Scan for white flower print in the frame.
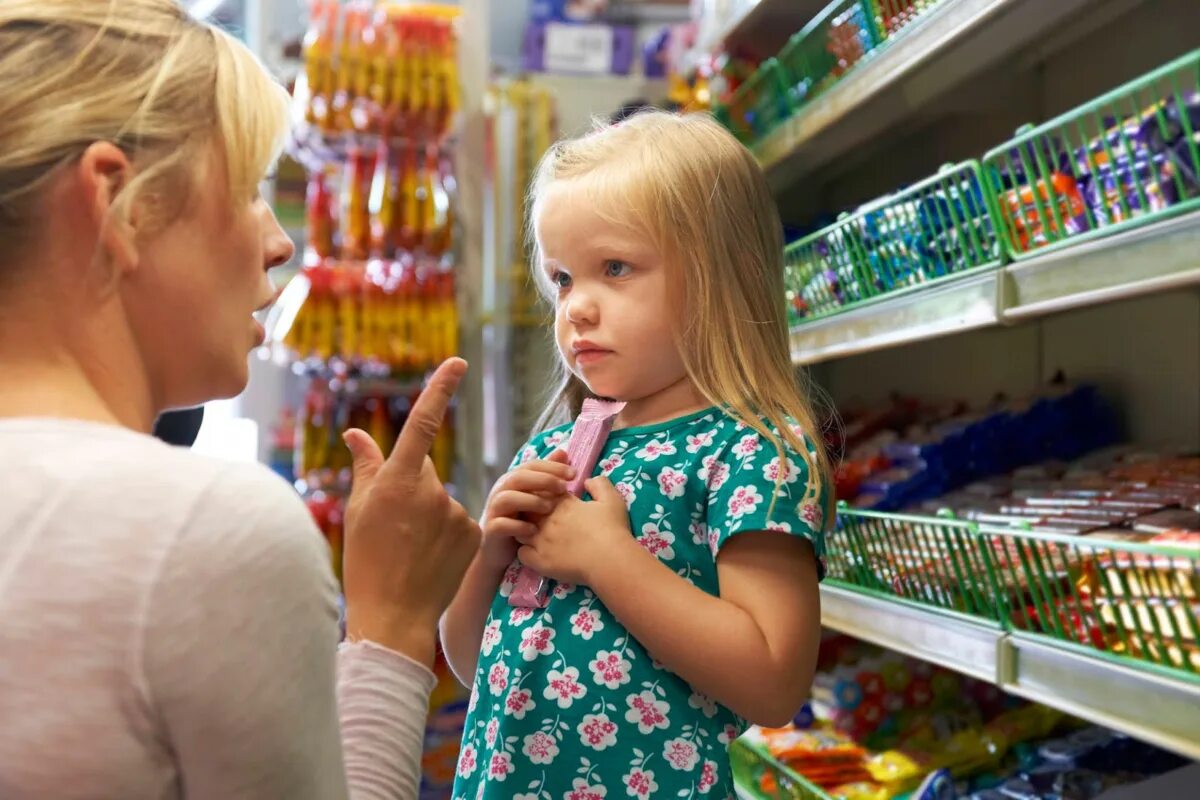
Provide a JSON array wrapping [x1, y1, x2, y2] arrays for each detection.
[[656, 467, 687, 499], [802, 502, 824, 530], [456, 743, 478, 778], [614, 481, 636, 508], [637, 523, 676, 561], [624, 690, 670, 734], [546, 430, 569, 449], [689, 518, 708, 546], [766, 520, 793, 533], [635, 439, 676, 462], [522, 730, 560, 765], [733, 433, 761, 460], [510, 606, 535, 627], [488, 750, 515, 782], [623, 768, 659, 798], [699, 760, 719, 794], [553, 582, 577, 600], [498, 561, 521, 598], [590, 651, 633, 690], [518, 446, 538, 465], [476, 786, 485, 800], [571, 608, 604, 640], [577, 713, 619, 751], [504, 687, 535, 719], [707, 526, 721, 557], [685, 430, 716, 454], [663, 737, 700, 771], [485, 718, 499, 749], [762, 455, 800, 485], [468, 682, 480, 714], [598, 453, 624, 475], [727, 484, 764, 520], [488, 662, 510, 696], [514, 795, 540, 800], [544, 667, 587, 708], [698, 456, 730, 491], [519, 621, 556, 661], [688, 691, 719, 719], [480, 619, 502, 657], [565, 778, 608, 800], [718, 723, 741, 745]]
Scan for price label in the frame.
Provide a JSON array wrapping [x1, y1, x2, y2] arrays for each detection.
[[543, 22, 615, 75]]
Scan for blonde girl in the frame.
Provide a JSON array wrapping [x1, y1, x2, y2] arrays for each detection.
[[0, 2, 478, 797], [443, 111, 831, 800]]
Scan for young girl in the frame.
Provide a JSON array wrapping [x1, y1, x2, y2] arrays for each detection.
[[441, 111, 832, 800]]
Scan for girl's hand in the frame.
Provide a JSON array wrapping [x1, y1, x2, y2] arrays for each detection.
[[480, 450, 575, 572], [518, 477, 633, 586]]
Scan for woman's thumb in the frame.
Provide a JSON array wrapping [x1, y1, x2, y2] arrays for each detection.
[[344, 429, 385, 487]]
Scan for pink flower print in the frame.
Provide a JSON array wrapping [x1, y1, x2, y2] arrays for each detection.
[[635, 439, 676, 462], [599, 454, 624, 475], [456, 743, 478, 778], [707, 526, 721, 557], [637, 523, 676, 561], [488, 750, 514, 782], [623, 768, 659, 798], [732, 433, 762, 460], [553, 582, 577, 600], [544, 667, 587, 708], [663, 737, 700, 771], [614, 481, 636, 508], [488, 662, 510, 696], [565, 778, 608, 800], [546, 430, 569, 449], [656, 467, 687, 499], [504, 687, 535, 719], [698, 760, 719, 794], [802, 502, 824, 530], [522, 730, 560, 765], [624, 690, 670, 734], [498, 561, 522, 598], [571, 608, 605, 640], [577, 713, 619, 751], [718, 723, 741, 745], [688, 691, 719, 719], [520, 621, 556, 661], [485, 718, 500, 749], [698, 456, 730, 491], [509, 606, 535, 627], [519, 446, 538, 465], [727, 484, 763, 520], [766, 520, 793, 533], [589, 650, 632, 690], [480, 620, 502, 657], [762, 456, 799, 485], [689, 518, 708, 546], [686, 430, 716, 454]]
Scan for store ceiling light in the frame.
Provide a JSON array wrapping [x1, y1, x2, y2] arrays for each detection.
[[187, 0, 225, 21]]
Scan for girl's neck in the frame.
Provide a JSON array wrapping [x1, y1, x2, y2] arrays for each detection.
[[613, 376, 709, 430]]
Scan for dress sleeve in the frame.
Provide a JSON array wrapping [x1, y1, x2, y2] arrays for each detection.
[[140, 463, 434, 800], [703, 426, 827, 562]]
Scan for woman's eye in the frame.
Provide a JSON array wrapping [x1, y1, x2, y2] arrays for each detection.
[[604, 260, 632, 278]]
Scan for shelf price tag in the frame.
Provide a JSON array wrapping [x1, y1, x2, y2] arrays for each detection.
[[543, 22, 615, 75]]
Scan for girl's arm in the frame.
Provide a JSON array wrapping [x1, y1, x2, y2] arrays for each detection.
[[440, 555, 509, 685], [516, 479, 821, 728]]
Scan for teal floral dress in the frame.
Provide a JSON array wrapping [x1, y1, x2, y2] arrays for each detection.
[[453, 408, 825, 800]]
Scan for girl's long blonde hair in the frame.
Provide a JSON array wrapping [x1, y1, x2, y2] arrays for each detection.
[[528, 110, 834, 525], [0, 0, 289, 278]]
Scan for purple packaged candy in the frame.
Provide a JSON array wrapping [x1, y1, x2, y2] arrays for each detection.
[[509, 398, 626, 608]]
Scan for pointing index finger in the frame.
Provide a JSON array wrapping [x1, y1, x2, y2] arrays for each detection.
[[385, 358, 467, 476]]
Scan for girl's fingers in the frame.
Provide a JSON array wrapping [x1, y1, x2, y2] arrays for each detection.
[[516, 459, 575, 481], [486, 517, 538, 541], [488, 490, 556, 520], [501, 468, 570, 496]]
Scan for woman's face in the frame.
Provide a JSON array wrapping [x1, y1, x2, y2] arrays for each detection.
[[122, 145, 294, 409]]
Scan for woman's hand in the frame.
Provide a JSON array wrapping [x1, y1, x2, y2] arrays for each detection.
[[516, 476, 634, 586], [341, 358, 481, 667], [480, 450, 575, 572]]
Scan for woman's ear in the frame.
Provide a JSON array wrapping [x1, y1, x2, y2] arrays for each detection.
[[79, 141, 140, 277]]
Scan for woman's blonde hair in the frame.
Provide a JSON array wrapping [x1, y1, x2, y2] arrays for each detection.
[[0, 0, 289, 276], [528, 110, 833, 525]]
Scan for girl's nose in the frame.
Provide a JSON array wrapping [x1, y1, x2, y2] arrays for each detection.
[[565, 289, 598, 326]]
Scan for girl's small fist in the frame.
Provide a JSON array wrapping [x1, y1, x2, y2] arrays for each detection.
[[480, 451, 575, 571], [518, 476, 633, 586]]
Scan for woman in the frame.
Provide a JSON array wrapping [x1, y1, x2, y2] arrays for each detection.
[[0, 1, 480, 797]]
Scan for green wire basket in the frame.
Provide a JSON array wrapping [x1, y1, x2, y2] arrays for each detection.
[[720, 58, 794, 146], [867, 0, 945, 41], [982, 48, 1200, 259], [784, 161, 1005, 326], [777, 0, 881, 110], [731, 738, 835, 800], [977, 524, 1200, 681]]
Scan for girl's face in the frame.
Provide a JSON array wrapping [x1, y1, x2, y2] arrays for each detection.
[[122, 145, 294, 409], [536, 181, 696, 418]]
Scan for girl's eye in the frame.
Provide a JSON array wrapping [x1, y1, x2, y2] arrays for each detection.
[[604, 260, 632, 278], [551, 270, 572, 289]]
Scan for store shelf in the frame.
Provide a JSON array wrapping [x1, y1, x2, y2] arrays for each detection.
[[790, 269, 1001, 365], [818, 587, 1200, 761], [1001, 211, 1200, 321], [699, 0, 828, 62], [756, 0, 1106, 192]]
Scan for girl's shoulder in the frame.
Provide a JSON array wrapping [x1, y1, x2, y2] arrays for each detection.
[[510, 423, 573, 468]]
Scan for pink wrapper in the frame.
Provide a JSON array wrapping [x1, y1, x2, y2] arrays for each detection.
[[509, 399, 626, 608]]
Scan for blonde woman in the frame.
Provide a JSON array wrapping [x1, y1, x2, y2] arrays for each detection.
[[0, 2, 479, 798], [441, 111, 831, 799]]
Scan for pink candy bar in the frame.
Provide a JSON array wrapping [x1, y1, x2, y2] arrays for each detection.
[[509, 399, 626, 608]]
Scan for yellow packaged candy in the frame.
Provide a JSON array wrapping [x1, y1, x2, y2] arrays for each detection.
[[829, 782, 893, 800]]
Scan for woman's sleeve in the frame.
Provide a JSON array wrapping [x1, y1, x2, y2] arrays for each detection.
[[139, 463, 434, 800]]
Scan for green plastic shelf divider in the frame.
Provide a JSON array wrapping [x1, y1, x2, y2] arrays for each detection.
[[784, 161, 1005, 326], [867, 0, 945, 41], [982, 48, 1200, 259], [722, 58, 793, 146], [977, 524, 1200, 682], [731, 738, 835, 800], [777, 1, 881, 111]]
